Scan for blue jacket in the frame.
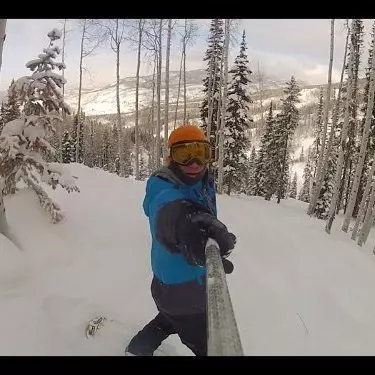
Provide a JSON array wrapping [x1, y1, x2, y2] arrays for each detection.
[[143, 166, 217, 286]]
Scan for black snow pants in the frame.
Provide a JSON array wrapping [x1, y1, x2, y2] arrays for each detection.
[[126, 310, 207, 356]]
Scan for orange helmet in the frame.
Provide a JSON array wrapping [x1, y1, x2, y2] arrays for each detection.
[[166, 124, 209, 166], [168, 124, 208, 148]]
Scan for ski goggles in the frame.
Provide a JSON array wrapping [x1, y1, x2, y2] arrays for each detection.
[[170, 141, 212, 166]]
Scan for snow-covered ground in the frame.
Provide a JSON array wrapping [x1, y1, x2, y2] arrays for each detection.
[[2, 164, 375, 356]]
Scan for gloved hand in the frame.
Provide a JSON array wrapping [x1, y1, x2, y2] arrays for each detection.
[[222, 258, 234, 274], [190, 212, 236, 258], [177, 212, 236, 267]]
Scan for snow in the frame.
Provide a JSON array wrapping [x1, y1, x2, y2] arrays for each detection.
[[1, 119, 25, 136], [2, 164, 375, 355]]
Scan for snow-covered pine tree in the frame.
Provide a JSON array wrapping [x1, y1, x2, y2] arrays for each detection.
[[275, 76, 301, 203], [0, 28, 79, 222], [254, 102, 277, 197], [310, 87, 324, 176], [0, 79, 21, 134], [122, 130, 133, 177], [315, 125, 338, 219], [289, 171, 297, 198], [223, 30, 252, 195], [200, 19, 224, 161], [62, 130, 72, 163], [102, 127, 111, 171], [247, 146, 257, 195], [71, 111, 84, 163], [298, 147, 314, 202], [111, 124, 120, 174]]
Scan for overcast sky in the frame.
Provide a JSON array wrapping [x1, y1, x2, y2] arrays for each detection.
[[0, 19, 373, 91]]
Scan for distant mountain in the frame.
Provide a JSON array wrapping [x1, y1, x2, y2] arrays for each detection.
[[63, 69, 297, 118]]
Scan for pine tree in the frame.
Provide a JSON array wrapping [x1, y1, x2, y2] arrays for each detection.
[[298, 148, 314, 203], [247, 146, 257, 195], [223, 30, 252, 195], [200, 19, 224, 160], [0, 79, 21, 133], [275, 76, 301, 203], [0, 28, 79, 222], [289, 172, 298, 198], [254, 102, 278, 198], [277, 76, 300, 203], [102, 127, 111, 171], [122, 130, 133, 177], [83, 119, 95, 168], [315, 149, 337, 219], [62, 131, 72, 163], [1, 79, 21, 123], [72, 112, 84, 163], [111, 124, 120, 174], [311, 87, 324, 177]]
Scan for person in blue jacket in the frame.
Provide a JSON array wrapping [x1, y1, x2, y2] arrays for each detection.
[[125, 124, 236, 356]]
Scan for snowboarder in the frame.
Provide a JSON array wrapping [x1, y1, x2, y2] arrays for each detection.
[[125, 124, 236, 356]]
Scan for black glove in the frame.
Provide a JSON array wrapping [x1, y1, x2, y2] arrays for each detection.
[[190, 212, 236, 258], [222, 258, 234, 274], [178, 212, 236, 267], [155, 199, 236, 267]]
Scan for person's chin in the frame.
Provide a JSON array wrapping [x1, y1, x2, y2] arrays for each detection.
[[186, 173, 199, 178]]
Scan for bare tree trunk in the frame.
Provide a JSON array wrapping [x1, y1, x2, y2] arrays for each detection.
[[217, 19, 230, 194], [257, 61, 265, 132], [114, 22, 125, 177], [0, 19, 6, 73], [352, 162, 375, 240], [325, 21, 350, 232], [155, 19, 162, 170], [308, 19, 335, 215], [174, 53, 183, 129], [59, 18, 67, 163], [0, 20, 7, 239], [342, 40, 375, 232], [324, 21, 355, 233], [336, 162, 348, 214], [163, 19, 172, 161], [215, 55, 224, 167], [207, 32, 218, 144], [358, 184, 375, 246], [135, 19, 144, 180], [150, 54, 157, 171], [183, 19, 187, 124], [76, 19, 86, 163]]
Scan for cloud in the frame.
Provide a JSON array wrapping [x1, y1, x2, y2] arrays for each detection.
[[1, 19, 373, 91]]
